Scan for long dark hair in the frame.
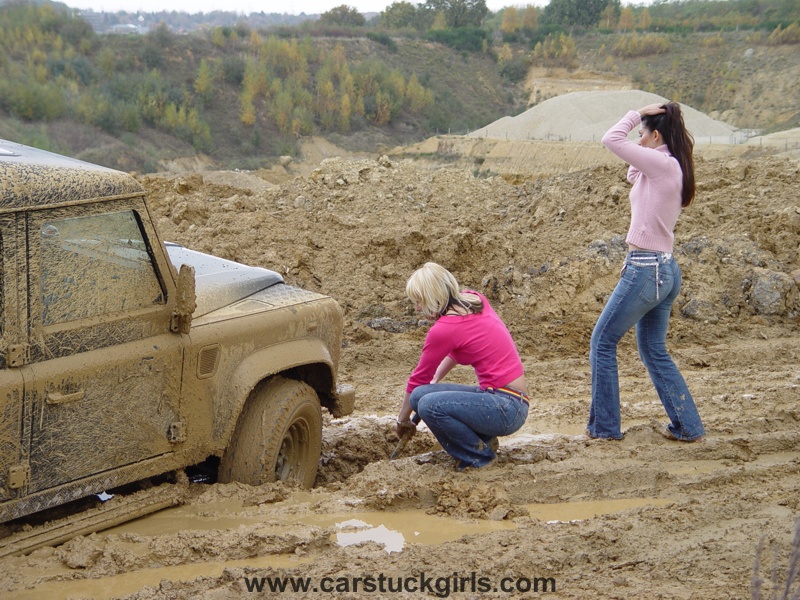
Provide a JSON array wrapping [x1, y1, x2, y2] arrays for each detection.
[[642, 102, 695, 207]]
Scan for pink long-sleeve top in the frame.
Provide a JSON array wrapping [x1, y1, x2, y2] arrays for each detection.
[[406, 291, 524, 393], [601, 110, 684, 253]]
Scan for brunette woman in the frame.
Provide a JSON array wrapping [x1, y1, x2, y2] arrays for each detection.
[[586, 103, 705, 442]]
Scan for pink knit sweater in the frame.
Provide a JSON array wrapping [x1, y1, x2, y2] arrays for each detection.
[[601, 110, 684, 253]]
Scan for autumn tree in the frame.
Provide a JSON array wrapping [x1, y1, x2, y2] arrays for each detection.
[[194, 58, 215, 105], [374, 91, 392, 125], [211, 27, 226, 47], [97, 47, 115, 78], [636, 7, 652, 31], [319, 5, 366, 27], [381, 1, 418, 29], [496, 42, 513, 65], [421, 0, 488, 29], [543, 0, 619, 29], [239, 91, 256, 126], [501, 7, 521, 34], [532, 32, 577, 67], [598, 3, 617, 29], [271, 88, 293, 134], [317, 77, 337, 130], [618, 6, 634, 32], [430, 11, 447, 30], [405, 72, 428, 112], [338, 93, 351, 133], [248, 30, 263, 53], [521, 5, 538, 31], [767, 21, 800, 45]]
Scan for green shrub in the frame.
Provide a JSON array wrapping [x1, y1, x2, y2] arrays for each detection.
[[366, 31, 398, 52], [47, 56, 96, 86], [611, 33, 671, 58], [221, 55, 246, 85], [425, 27, 488, 53], [500, 54, 531, 82], [141, 44, 164, 69], [0, 79, 66, 121]]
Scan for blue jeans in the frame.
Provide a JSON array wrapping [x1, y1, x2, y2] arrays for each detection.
[[409, 383, 528, 469], [587, 252, 705, 441]]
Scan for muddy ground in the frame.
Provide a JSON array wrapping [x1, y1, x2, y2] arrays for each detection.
[[1, 146, 799, 599]]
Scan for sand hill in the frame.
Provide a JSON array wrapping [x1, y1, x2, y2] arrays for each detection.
[[469, 90, 745, 144]]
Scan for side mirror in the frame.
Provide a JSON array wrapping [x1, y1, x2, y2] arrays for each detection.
[[170, 264, 196, 334]]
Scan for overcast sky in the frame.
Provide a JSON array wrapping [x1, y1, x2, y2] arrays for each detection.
[[66, 0, 550, 16]]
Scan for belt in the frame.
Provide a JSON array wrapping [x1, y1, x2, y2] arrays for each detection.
[[627, 250, 672, 264], [624, 251, 673, 301], [487, 386, 529, 405]]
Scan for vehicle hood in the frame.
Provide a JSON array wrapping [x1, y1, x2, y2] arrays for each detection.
[[165, 242, 284, 317]]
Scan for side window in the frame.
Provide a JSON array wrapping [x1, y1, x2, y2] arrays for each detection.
[[40, 210, 165, 326]]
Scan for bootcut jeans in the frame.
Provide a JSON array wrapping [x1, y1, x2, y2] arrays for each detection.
[[587, 251, 705, 441], [409, 383, 528, 469]]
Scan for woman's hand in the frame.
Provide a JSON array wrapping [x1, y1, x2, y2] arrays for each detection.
[[396, 418, 417, 439], [638, 103, 666, 117]]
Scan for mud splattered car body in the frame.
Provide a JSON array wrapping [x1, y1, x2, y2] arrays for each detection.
[[0, 140, 354, 525]]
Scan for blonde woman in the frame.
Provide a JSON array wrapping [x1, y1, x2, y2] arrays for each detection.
[[396, 262, 529, 469]]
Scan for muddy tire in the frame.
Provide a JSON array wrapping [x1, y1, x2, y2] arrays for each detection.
[[219, 376, 322, 488]]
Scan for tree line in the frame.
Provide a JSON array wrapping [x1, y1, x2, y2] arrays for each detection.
[[308, 0, 800, 35], [0, 2, 434, 153]]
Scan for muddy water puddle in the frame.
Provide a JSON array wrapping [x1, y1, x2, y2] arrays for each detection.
[[7, 554, 311, 600], [102, 501, 518, 549], [661, 451, 800, 476], [8, 493, 677, 599], [100, 497, 265, 537], [298, 510, 516, 551], [527, 497, 673, 522], [99, 493, 675, 544]]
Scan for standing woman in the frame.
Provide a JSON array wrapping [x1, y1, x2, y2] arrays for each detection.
[[396, 262, 529, 469], [586, 102, 705, 442]]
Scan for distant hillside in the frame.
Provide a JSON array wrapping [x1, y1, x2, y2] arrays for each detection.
[[570, 30, 800, 134], [1, 1, 799, 173], [0, 2, 521, 172]]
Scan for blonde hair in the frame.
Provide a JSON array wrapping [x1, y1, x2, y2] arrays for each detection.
[[406, 262, 483, 319]]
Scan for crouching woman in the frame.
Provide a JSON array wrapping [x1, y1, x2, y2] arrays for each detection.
[[396, 262, 529, 469]]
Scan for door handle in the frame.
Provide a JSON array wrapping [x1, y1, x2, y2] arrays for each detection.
[[46, 389, 85, 405]]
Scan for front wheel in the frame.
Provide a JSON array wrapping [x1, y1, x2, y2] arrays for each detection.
[[219, 376, 322, 488]]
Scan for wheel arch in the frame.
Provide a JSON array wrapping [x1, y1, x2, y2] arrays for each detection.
[[216, 338, 336, 451]]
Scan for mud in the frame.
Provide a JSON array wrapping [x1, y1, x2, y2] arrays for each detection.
[[1, 137, 799, 598]]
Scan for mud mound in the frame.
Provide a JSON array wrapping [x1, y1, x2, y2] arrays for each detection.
[[469, 90, 743, 144], [142, 152, 799, 377]]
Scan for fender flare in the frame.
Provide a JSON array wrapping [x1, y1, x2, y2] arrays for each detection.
[[216, 338, 334, 449]]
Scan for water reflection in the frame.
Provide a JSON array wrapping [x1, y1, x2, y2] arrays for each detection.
[[335, 518, 405, 553]]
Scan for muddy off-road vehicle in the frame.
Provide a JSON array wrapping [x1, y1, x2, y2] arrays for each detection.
[[0, 140, 354, 552]]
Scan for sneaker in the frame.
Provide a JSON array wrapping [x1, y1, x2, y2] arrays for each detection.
[[658, 425, 705, 443]]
